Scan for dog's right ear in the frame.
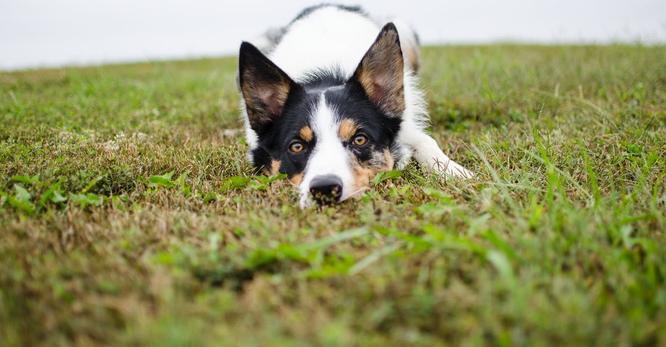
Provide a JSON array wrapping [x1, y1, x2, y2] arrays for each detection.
[[239, 42, 296, 132]]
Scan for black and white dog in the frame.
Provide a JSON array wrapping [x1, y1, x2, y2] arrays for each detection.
[[238, 4, 472, 207]]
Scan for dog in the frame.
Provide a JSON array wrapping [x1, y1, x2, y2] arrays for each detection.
[[238, 4, 472, 207]]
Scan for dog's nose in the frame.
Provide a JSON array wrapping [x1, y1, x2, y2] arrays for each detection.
[[309, 174, 343, 204]]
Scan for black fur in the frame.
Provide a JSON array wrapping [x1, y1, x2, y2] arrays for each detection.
[[324, 79, 401, 162], [252, 93, 318, 176], [300, 67, 348, 90]]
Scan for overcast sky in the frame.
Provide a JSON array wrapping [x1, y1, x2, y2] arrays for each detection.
[[1, 0, 665, 70]]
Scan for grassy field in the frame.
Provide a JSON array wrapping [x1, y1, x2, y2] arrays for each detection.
[[1, 45, 665, 346]]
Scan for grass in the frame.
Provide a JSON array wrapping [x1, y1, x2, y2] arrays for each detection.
[[1, 45, 665, 346]]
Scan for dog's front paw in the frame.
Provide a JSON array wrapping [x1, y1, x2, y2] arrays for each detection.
[[432, 159, 474, 179]]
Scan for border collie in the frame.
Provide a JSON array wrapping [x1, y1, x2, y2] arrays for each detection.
[[238, 4, 472, 207]]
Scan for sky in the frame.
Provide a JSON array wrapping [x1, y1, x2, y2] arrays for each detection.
[[1, 0, 665, 70]]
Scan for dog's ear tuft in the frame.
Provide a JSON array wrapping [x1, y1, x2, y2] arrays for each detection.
[[351, 23, 405, 118], [239, 42, 296, 132]]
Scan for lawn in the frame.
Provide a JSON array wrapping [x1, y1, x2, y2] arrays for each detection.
[[1, 45, 665, 346]]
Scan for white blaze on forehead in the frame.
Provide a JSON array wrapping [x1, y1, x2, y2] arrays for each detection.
[[299, 95, 354, 207]]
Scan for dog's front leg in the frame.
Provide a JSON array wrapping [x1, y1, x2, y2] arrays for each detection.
[[398, 127, 474, 178]]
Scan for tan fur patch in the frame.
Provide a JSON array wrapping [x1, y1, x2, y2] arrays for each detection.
[[356, 69, 378, 102], [270, 160, 281, 175], [299, 126, 313, 142], [351, 149, 396, 192], [353, 165, 376, 191], [338, 119, 358, 141], [289, 173, 304, 186]]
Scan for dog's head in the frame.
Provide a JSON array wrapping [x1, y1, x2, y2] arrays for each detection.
[[239, 24, 405, 207]]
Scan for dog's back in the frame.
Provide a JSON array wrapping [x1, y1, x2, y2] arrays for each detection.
[[252, 4, 420, 79]]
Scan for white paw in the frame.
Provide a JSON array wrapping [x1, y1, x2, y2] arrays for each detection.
[[432, 158, 474, 178]]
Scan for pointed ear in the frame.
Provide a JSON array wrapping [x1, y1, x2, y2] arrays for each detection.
[[351, 23, 405, 117], [239, 42, 297, 132]]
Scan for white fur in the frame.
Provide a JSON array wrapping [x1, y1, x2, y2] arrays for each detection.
[[269, 7, 379, 81], [243, 6, 473, 206], [299, 96, 355, 207]]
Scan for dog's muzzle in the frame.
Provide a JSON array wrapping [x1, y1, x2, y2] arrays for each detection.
[[309, 174, 343, 205]]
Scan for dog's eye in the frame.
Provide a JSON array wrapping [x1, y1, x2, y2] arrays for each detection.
[[289, 140, 305, 154], [352, 134, 368, 147]]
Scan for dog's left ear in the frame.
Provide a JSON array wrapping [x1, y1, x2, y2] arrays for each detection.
[[351, 23, 405, 118], [239, 42, 297, 133]]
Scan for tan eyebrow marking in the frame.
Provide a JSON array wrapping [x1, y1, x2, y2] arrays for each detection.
[[338, 118, 358, 141], [299, 126, 313, 142]]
